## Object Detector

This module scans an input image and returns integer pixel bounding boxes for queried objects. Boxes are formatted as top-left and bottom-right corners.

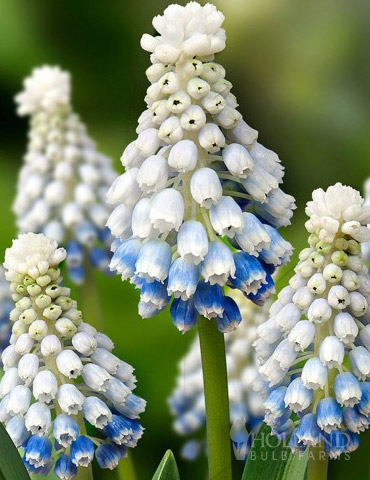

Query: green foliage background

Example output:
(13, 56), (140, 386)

(0, 0), (369, 478)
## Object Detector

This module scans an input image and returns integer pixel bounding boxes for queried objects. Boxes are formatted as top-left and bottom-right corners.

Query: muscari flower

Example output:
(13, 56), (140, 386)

(255, 183), (370, 458)
(14, 66), (117, 284)
(1, 233), (145, 478)
(168, 290), (269, 461)
(106, 2), (295, 332)
(0, 267), (12, 364)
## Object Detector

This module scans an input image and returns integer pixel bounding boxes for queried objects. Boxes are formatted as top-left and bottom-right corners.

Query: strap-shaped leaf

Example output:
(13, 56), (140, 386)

(241, 423), (308, 480)
(152, 450), (180, 480)
(0, 423), (30, 480)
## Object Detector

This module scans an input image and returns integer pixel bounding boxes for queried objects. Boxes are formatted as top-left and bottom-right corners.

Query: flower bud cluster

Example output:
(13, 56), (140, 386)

(1, 233), (145, 477)
(168, 290), (267, 461)
(14, 66), (117, 284)
(107, 2), (295, 332)
(0, 268), (12, 364)
(255, 184), (370, 458)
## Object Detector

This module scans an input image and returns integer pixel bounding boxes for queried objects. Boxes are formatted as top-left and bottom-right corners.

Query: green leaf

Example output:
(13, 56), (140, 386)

(241, 423), (308, 480)
(0, 423), (30, 480)
(152, 450), (180, 480)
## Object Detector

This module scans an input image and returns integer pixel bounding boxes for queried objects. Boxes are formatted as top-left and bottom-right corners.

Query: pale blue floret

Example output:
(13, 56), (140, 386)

(110, 238), (142, 279)
(247, 273), (274, 306)
(68, 265), (85, 285)
(66, 241), (83, 268)
(216, 296), (241, 333)
(168, 258), (198, 300)
(193, 281), (225, 319)
(295, 413), (322, 445)
(345, 430), (360, 452)
(288, 430), (306, 453)
(54, 455), (78, 480)
(95, 442), (124, 469)
(324, 430), (347, 459)
(70, 435), (94, 467)
(180, 440), (203, 461)
(174, 411), (205, 435)
(115, 393), (147, 419)
(342, 406), (369, 433)
(264, 386), (288, 419)
(259, 225), (292, 267)
(24, 435), (52, 469)
(53, 414), (79, 448)
(6, 416), (30, 448)
(170, 298), (198, 333)
(104, 415), (144, 448)
(135, 239), (172, 283)
(333, 372), (362, 407)
(89, 247), (110, 272)
(358, 382), (370, 415)
(74, 221), (97, 246)
(140, 281), (170, 310)
(230, 252), (266, 295)
(316, 397), (343, 433)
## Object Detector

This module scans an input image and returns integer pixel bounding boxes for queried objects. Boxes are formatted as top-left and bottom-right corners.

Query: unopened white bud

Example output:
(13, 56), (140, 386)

(307, 299), (332, 323)
(135, 128), (161, 157)
(167, 90), (191, 114)
(334, 312), (358, 344)
(72, 332), (97, 356)
(180, 105), (206, 131)
(159, 116), (183, 144)
(137, 155), (168, 193)
(150, 188), (184, 233)
(214, 105), (241, 129)
(190, 167), (222, 208)
(55, 318), (77, 338)
(28, 319), (48, 340)
(15, 333), (34, 355)
(56, 350), (83, 378)
(198, 123), (225, 153)
(319, 336), (344, 368)
(41, 334), (62, 356)
(222, 143), (254, 178)
(292, 287), (314, 310)
(201, 91), (226, 114)
(349, 291), (368, 317)
(18, 353), (39, 385)
(307, 273), (326, 295)
(168, 140), (197, 173)
(33, 370), (58, 403)
(327, 285), (350, 310)
(288, 320), (315, 351)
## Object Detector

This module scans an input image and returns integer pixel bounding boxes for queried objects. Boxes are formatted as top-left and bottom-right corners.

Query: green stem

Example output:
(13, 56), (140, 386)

(117, 452), (137, 480)
(77, 262), (104, 331)
(307, 445), (328, 480)
(198, 316), (232, 480)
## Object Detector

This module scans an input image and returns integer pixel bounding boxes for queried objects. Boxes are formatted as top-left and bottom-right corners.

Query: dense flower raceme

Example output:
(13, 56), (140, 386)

(1, 234), (145, 477)
(107, 2), (295, 331)
(0, 267), (13, 363)
(169, 290), (267, 461)
(14, 66), (117, 284)
(254, 183), (370, 458)
(363, 178), (370, 262)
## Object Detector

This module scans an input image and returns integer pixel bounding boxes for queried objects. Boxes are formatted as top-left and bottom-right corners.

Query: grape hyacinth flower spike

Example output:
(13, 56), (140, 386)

(14, 66), (117, 285)
(107, 1), (295, 332)
(255, 183), (370, 473)
(1, 233), (145, 478)
(168, 290), (268, 462)
(0, 267), (13, 364)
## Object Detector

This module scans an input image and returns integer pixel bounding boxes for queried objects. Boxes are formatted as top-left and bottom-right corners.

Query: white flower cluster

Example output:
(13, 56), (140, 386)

(255, 184), (370, 457)
(14, 66), (117, 284)
(362, 177), (370, 262)
(107, 2), (295, 329)
(1, 234), (145, 477)
(168, 290), (267, 461)
(0, 267), (13, 362)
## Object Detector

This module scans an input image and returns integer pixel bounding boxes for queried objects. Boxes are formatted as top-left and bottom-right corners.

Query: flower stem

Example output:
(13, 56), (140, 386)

(77, 261), (104, 332)
(116, 453), (137, 480)
(307, 446), (328, 480)
(198, 316), (232, 480)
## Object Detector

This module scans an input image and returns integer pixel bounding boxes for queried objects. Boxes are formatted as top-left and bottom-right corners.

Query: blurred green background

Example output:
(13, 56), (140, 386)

(0, 0), (370, 478)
